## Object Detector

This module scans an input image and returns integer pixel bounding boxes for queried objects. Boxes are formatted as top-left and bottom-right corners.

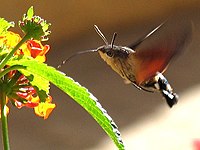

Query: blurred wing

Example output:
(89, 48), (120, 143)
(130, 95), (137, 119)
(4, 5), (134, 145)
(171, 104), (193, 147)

(129, 18), (192, 84)
(129, 21), (165, 50)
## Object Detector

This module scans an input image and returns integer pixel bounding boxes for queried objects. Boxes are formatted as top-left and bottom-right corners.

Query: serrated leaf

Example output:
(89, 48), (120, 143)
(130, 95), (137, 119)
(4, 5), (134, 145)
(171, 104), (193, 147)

(0, 18), (14, 35)
(9, 57), (50, 102)
(20, 69), (50, 94)
(8, 57), (125, 150)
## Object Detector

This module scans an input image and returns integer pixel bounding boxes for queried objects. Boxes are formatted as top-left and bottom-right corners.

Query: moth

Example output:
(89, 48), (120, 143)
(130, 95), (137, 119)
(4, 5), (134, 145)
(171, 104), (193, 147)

(59, 19), (191, 107)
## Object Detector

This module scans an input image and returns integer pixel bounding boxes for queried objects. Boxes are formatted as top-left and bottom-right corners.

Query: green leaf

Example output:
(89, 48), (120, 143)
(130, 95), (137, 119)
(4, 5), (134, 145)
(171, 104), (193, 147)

(19, 68), (50, 94)
(0, 18), (14, 35)
(8, 57), (125, 150)
(7, 57), (50, 102)
(27, 6), (34, 20)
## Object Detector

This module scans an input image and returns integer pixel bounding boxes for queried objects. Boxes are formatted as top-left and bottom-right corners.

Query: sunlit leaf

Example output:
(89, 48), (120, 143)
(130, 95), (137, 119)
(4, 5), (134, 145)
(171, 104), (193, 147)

(0, 18), (14, 35)
(27, 6), (34, 20)
(8, 57), (125, 150)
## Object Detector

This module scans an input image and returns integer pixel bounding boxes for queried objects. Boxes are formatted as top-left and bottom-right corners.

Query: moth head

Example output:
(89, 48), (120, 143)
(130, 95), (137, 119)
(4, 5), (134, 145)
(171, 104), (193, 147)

(58, 25), (132, 69)
(97, 45), (131, 62)
(94, 25), (132, 62)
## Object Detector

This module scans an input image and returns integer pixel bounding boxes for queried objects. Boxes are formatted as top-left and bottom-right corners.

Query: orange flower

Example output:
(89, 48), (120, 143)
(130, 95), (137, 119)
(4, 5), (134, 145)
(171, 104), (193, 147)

(25, 40), (50, 62)
(0, 31), (22, 50)
(0, 31), (50, 63)
(34, 96), (56, 119)
(5, 72), (56, 119)
(0, 31), (54, 119)
(6, 73), (56, 119)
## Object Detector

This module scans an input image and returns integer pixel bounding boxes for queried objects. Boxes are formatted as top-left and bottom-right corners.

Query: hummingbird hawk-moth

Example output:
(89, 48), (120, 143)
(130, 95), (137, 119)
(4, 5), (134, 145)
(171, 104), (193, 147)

(59, 19), (191, 107)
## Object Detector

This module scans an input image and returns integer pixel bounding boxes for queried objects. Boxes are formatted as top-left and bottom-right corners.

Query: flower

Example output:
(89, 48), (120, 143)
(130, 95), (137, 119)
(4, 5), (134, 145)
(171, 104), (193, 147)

(34, 96), (56, 119)
(0, 31), (21, 50)
(0, 30), (54, 119)
(0, 7), (54, 119)
(5, 71), (55, 119)
(0, 31), (49, 62)
(0, 31), (50, 63)
(25, 40), (50, 62)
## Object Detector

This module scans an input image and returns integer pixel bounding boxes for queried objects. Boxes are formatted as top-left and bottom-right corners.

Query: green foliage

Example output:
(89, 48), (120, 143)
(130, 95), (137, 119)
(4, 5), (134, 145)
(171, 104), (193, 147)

(0, 6), (125, 150)
(0, 18), (14, 35)
(8, 57), (125, 150)
(27, 6), (34, 20)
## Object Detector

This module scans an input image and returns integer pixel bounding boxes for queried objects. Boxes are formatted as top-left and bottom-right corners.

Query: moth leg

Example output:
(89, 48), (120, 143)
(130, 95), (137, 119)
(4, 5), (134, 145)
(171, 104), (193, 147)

(132, 82), (154, 93)
(155, 73), (178, 107)
(118, 59), (153, 93)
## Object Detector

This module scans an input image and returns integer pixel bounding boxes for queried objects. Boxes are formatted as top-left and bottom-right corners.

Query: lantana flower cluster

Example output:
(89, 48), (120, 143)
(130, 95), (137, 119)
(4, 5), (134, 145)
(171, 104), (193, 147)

(0, 8), (55, 119)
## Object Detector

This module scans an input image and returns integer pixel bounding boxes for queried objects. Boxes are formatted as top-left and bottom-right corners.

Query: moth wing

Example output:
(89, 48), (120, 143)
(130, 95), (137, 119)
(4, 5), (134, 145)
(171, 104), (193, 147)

(129, 18), (192, 85)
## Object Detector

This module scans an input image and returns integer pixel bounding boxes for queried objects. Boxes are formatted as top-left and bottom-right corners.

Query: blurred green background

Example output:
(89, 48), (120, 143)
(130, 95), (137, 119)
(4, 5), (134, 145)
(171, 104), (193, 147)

(1, 1), (200, 150)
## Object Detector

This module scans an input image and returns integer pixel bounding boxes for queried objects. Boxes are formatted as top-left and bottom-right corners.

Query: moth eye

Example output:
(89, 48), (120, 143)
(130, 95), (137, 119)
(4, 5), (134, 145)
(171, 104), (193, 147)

(106, 51), (114, 57)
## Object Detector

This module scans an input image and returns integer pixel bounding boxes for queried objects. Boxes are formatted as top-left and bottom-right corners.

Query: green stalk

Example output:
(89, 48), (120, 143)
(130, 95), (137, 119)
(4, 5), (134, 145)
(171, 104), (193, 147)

(0, 88), (10, 150)
(0, 65), (25, 79)
(0, 33), (31, 70)
(0, 32), (31, 149)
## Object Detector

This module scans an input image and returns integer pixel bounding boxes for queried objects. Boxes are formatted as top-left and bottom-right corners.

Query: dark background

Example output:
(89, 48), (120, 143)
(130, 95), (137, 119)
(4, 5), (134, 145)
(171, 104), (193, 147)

(1, 1), (200, 150)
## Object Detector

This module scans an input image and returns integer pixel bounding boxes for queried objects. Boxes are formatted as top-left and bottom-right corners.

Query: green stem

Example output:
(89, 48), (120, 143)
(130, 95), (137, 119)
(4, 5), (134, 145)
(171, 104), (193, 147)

(0, 88), (10, 150)
(0, 65), (26, 78)
(0, 33), (31, 70)
(0, 32), (31, 149)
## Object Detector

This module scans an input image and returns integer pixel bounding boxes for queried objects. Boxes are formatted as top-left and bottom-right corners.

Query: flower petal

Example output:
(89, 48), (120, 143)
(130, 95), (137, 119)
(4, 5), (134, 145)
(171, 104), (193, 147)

(26, 40), (50, 62)
(34, 101), (55, 119)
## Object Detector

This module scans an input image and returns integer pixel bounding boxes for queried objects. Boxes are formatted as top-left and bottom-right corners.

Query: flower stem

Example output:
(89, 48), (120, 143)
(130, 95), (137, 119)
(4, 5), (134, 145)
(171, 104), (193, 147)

(0, 89), (10, 150)
(0, 33), (31, 70)
(0, 65), (26, 79)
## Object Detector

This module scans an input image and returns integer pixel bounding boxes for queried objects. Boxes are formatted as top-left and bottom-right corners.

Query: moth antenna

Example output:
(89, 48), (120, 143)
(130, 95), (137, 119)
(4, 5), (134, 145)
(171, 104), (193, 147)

(145, 22), (165, 38)
(57, 49), (98, 69)
(111, 32), (117, 48)
(94, 25), (109, 45)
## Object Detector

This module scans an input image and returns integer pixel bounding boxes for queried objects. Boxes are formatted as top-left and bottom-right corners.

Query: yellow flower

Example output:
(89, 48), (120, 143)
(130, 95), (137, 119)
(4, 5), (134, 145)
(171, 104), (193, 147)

(0, 31), (55, 119)
(25, 40), (50, 62)
(0, 31), (50, 63)
(34, 96), (56, 119)
(0, 31), (21, 50)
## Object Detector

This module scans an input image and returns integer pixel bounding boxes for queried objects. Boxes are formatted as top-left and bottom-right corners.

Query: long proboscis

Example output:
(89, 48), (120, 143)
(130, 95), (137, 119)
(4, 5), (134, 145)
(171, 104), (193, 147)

(57, 49), (98, 68)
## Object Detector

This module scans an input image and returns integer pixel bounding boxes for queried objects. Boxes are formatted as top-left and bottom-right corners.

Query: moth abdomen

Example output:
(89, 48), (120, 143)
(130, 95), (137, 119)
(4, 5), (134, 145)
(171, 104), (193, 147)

(161, 90), (178, 108)
(156, 73), (178, 107)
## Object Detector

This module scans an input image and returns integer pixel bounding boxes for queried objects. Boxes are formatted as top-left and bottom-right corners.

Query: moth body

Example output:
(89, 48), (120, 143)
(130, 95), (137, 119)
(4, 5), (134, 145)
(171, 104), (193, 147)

(98, 45), (178, 107)
(59, 19), (191, 107)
